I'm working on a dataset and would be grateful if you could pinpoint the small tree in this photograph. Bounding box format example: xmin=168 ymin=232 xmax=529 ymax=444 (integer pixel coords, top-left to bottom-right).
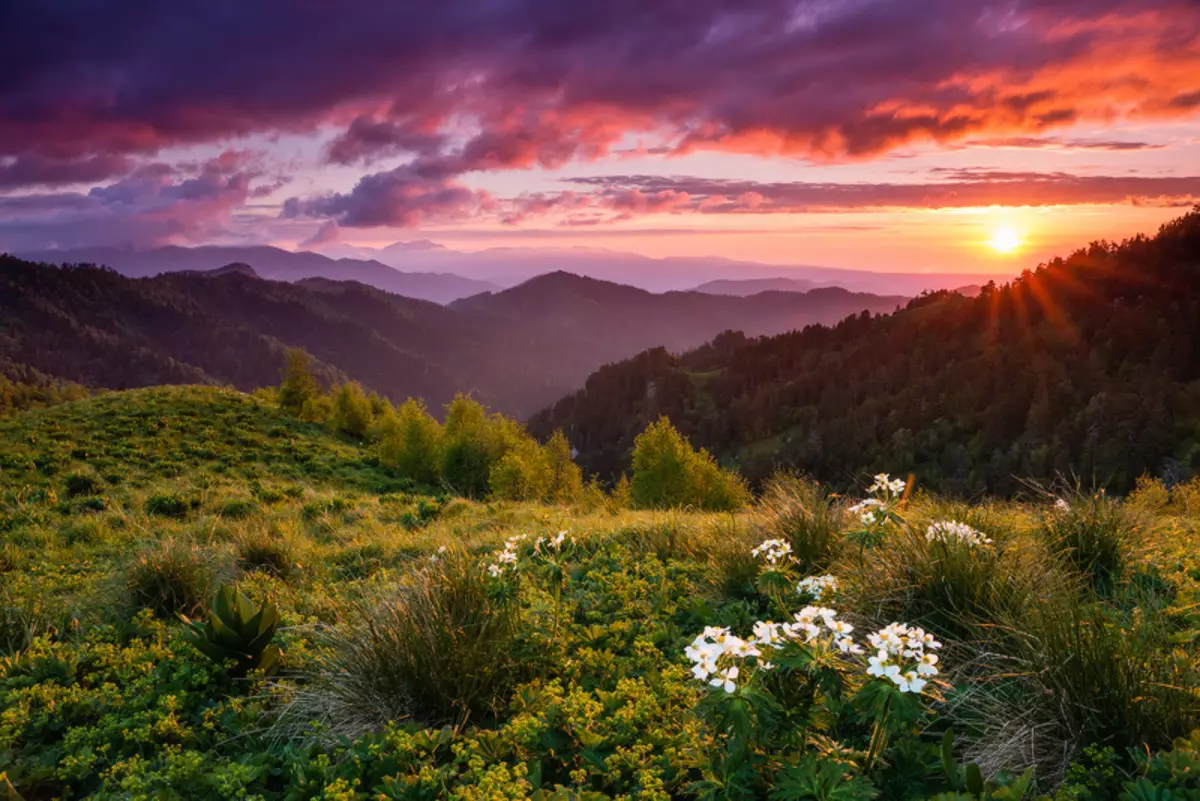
xmin=490 ymin=438 xmax=552 ymax=501
xmin=378 ymin=399 xmax=444 ymax=485
xmin=278 ymin=349 xmax=320 ymax=414
xmin=329 ymin=381 xmax=374 ymax=439
xmin=544 ymin=430 xmax=584 ymax=504
xmin=441 ymin=396 xmax=523 ymax=498
xmin=630 ymin=416 xmax=749 ymax=511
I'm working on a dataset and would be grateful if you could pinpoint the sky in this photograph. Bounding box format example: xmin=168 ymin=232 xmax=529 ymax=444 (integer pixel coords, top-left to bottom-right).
xmin=2 ymin=0 xmax=1199 ymax=274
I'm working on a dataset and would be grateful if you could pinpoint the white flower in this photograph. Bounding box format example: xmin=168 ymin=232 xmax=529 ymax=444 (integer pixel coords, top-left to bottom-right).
xmin=710 ymin=666 xmax=739 ymax=693
xmin=487 ymin=564 xmax=503 ymax=577
xmin=1055 ymin=497 xmax=1071 ymax=512
xmin=897 ymin=670 xmax=927 ymax=694
xmin=797 ymin=575 xmax=838 ymax=600
xmin=837 ymin=637 xmax=864 ymax=655
xmin=752 ymin=620 xmax=783 ymax=646
xmin=867 ymin=650 xmax=891 ymax=678
xmin=751 ymin=538 xmax=793 ymax=565
xmin=926 ymin=520 xmax=992 ymax=548
xmin=916 ymin=653 xmax=939 ymax=676
xmin=827 ymin=619 xmax=853 ymax=636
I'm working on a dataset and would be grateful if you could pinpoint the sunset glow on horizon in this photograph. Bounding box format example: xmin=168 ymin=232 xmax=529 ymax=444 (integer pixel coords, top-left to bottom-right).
xmin=2 ymin=1 xmax=1199 ymax=276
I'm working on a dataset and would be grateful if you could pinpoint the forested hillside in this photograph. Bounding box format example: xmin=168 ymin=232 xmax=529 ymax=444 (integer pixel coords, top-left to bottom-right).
xmin=0 ymin=256 xmax=902 ymax=417
xmin=531 ymin=209 xmax=1200 ymax=494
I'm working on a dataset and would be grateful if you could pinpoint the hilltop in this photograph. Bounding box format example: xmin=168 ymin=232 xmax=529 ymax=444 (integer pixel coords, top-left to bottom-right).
xmin=0 ymin=386 xmax=407 ymax=495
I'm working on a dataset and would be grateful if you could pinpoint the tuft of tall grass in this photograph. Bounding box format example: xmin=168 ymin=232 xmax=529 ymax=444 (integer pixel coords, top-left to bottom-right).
xmin=842 ymin=522 xmax=1045 ymax=641
xmin=752 ymin=475 xmax=844 ymax=573
xmin=1040 ymin=493 xmax=1140 ymax=596
xmin=235 ymin=527 xmax=298 ymax=578
xmin=283 ymin=550 xmax=525 ymax=738
xmin=996 ymin=586 xmax=1197 ymax=753
xmin=125 ymin=540 xmax=216 ymax=618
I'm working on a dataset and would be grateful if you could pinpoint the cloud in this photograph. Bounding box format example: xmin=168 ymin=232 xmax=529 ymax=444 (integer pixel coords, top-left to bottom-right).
xmin=3 ymin=0 xmax=1198 ymax=166
xmin=559 ymin=171 xmax=1200 ymax=214
xmin=282 ymin=164 xmax=492 ymax=227
xmin=4 ymin=1 xmax=1200 ymax=244
xmin=960 ymin=136 xmax=1165 ymax=151
xmin=0 ymin=154 xmax=265 ymax=250
xmin=0 ymin=153 xmax=133 ymax=189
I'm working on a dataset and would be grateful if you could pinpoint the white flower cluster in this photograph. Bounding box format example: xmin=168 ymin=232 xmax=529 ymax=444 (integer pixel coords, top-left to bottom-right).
xmin=869 ymin=473 xmax=907 ymax=497
xmin=429 ymin=545 xmax=449 ymax=563
xmin=925 ymin=520 xmax=992 ymax=548
xmin=487 ymin=534 xmax=526 ymax=577
xmin=685 ymin=606 xmax=864 ymax=694
xmin=751 ymin=538 xmax=793 ymax=566
xmin=535 ymin=530 xmax=571 ymax=552
xmin=848 ymin=473 xmax=908 ymax=526
xmin=865 ymin=623 xmax=942 ymax=694
xmin=1054 ymin=497 xmax=1071 ymax=512
xmin=686 ymin=626 xmax=765 ymax=692
xmin=849 ymin=498 xmax=888 ymax=526
xmin=796 ymin=574 xmax=839 ymax=600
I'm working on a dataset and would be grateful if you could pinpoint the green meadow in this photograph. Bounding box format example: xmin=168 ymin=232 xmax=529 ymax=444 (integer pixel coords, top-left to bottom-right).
xmin=2 ymin=385 xmax=1199 ymax=800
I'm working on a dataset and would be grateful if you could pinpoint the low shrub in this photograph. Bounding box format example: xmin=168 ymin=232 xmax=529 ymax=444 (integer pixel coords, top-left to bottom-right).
xmin=145 ymin=492 xmax=199 ymax=519
xmin=63 ymin=471 xmax=100 ymax=498
xmin=629 ymin=417 xmax=750 ymax=511
xmin=216 ymin=497 xmax=257 ymax=519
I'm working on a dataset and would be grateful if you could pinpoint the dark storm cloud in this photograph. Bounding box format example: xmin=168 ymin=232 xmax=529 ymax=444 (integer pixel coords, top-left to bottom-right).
xmin=1 ymin=0 xmax=1198 ymax=240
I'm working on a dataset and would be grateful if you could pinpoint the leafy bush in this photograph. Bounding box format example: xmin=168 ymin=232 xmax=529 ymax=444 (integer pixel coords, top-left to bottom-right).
xmin=440 ymin=395 xmax=524 ymax=498
xmin=125 ymin=541 xmax=215 ymax=618
xmin=630 ymin=416 xmax=749 ymax=511
xmin=1127 ymin=475 xmax=1171 ymax=512
xmin=278 ymin=348 xmax=321 ymax=414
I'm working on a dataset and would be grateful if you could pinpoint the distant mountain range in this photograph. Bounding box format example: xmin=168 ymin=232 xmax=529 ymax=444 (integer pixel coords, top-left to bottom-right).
xmin=693 ymin=277 xmax=818 ymax=295
xmin=317 ymin=241 xmax=1014 ymax=296
xmin=13 ymin=242 xmax=1013 ymax=302
xmin=15 ymin=245 xmax=499 ymax=304
xmin=1 ymin=257 xmax=905 ymax=417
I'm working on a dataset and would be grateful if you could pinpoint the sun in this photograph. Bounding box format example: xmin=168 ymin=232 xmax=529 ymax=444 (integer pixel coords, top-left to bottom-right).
xmin=988 ymin=224 xmax=1023 ymax=254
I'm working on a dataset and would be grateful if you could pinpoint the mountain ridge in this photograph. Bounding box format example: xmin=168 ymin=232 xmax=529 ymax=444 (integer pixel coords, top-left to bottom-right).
xmin=1 ymin=256 xmax=906 ymax=418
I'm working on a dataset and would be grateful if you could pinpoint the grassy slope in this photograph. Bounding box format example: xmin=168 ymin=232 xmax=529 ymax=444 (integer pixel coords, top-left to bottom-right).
xmin=1 ymin=388 xmax=1200 ymax=798
xmin=0 ymin=385 xmax=404 ymax=495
